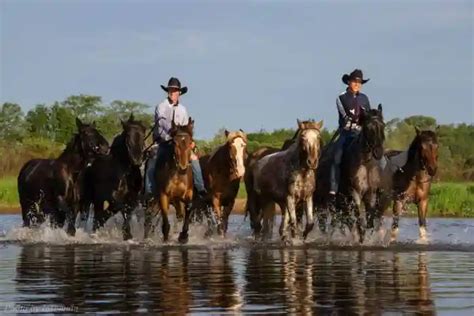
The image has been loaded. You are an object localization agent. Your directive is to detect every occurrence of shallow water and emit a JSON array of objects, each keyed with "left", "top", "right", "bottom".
[{"left": 0, "top": 214, "right": 473, "bottom": 314}]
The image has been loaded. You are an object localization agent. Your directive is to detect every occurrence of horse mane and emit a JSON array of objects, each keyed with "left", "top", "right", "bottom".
[
  {"left": 59, "top": 133, "right": 82, "bottom": 158},
  {"left": 406, "top": 130, "right": 437, "bottom": 165}
]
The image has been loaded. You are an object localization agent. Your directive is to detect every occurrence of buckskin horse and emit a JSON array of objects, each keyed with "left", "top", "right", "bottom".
[
  {"left": 17, "top": 118, "right": 109, "bottom": 233},
  {"left": 81, "top": 114, "right": 146, "bottom": 239},
  {"left": 314, "top": 104, "right": 385, "bottom": 243},
  {"left": 144, "top": 118, "right": 195, "bottom": 243},
  {"left": 249, "top": 119, "right": 323, "bottom": 241},
  {"left": 381, "top": 127, "right": 439, "bottom": 241},
  {"left": 199, "top": 129, "right": 248, "bottom": 236}
]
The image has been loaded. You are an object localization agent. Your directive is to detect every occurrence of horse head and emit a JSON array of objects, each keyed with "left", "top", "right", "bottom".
[
  {"left": 76, "top": 118, "right": 110, "bottom": 161},
  {"left": 121, "top": 113, "right": 147, "bottom": 166},
  {"left": 360, "top": 104, "right": 385, "bottom": 160},
  {"left": 414, "top": 126, "right": 439, "bottom": 176},
  {"left": 171, "top": 117, "right": 194, "bottom": 171},
  {"left": 296, "top": 119, "right": 324, "bottom": 170},
  {"left": 225, "top": 129, "right": 248, "bottom": 179}
]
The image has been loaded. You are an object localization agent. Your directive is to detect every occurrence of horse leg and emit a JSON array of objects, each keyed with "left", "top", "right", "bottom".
[
  {"left": 92, "top": 200, "right": 108, "bottom": 232},
  {"left": 122, "top": 205, "right": 132, "bottom": 241},
  {"left": 144, "top": 198, "right": 159, "bottom": 239},
  {"left": 391, "top": 199, "right": 403, "bottom": 242},
  {"left": 279, "top": 203, "right": 289, "bottom": 241},
  {"left": 178, "top": 202, "right": 192, "bottom": 244},
  {"left": 261, "top": 200, "right": 275, "bottom": 241},
  {"left": 351, "top": 191, "right": 365, "bottom": 244},
  {"left": 222, "top": 200, "right": 235, "bottom": 236},
  {"left": 418, "top": 198, "right": 429, "bottom": 240},
  {"left": 160, "top": 194, "right": 171, "bottom": 242},
  {"left": 303, "top": 197, "right": 315, "bottom": 240},
  {"left": 211, "top": 195, "right": 223, "bottom": 236},
  {"left": 364, "top": 190, "right": 377, "bottom": 231},
  {"left": 55, "top": 195, "right": 68, "bottom": 228}
]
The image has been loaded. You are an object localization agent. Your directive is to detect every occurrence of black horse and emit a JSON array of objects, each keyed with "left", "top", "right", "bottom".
[
  {"left": 314, "top": 105, "right": 385, "bottom": 242},
  {"left": 18, "top": 118, "right": 109, "bottom": 233},
  {"left": 81, "top": 114, "right": 146, "bottom": 240}
]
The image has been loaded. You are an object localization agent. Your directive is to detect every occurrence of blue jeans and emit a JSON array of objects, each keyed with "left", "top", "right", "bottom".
[
  {"left": 144, "top": 143, "right": 206, "bottom": 195},
  {"left": 329, "top": 130, "right": 358, "bottom": 193}
]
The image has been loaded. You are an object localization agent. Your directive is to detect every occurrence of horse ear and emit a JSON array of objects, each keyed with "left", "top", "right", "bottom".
[
  {"left": 377, "top": 103, "right": 383, "bottom": 112},
  {"left": 435, "top": 125, "right": 440, "bottom": 132},
  {"left": 121, "top": 119, "right": 126, "bottom": 129},
  {"left": 187, "top": 117, "right": 194, "bottom": 134},
  {"left": 76, "top": 117, "right": 83, "bottom": 129},
  {"left": 91, "top": 121, "right": 96, "bottom": 128},
  {"left": 315, "top": 120, "right": 324, "bottom": 130},
  {"left": 225, "top": 130, "right": 230, "bottom": 138},
  {"left": 297, "top": 119, "right": 303, "bottom": 130},
  {"left": 415, "top": 126, "right": 421, "bottom": 135},
  {"left": 129, "top": 112, "right": 134, "bottom": 122}
]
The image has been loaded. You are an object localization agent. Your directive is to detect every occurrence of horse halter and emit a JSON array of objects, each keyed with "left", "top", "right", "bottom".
[{"left": 172, "top": 131, "right": 192, "bottom": 171}]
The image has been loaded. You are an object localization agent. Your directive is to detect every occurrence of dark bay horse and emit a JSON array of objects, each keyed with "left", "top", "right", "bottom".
[
  {"left": 250, "top": 120, "right": 323, "bottom": 241},
  {"left": 200, "top": 130, "right": 247, "bottom": 235},
  {"left": 314, "top": 105, "right": 385, "bottom": 243},
  {"left": 382, "top": 127, "right": 439, "bottom": 241},
  {"left": 144, "top": 118, "right": 194, "bottom": 243},
  {"left": 18, "top": 118, "right": 109, "bottom": 233},
  {"left": 244, "top": 147, "right": 280, "bottom": 237},
  {"left": 81, "top": 114, "right": 146, "bottom": 239}
]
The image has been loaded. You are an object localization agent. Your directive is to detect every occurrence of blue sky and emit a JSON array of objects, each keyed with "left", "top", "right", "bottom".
[{"left": 1, "top": 0, "right": 472, "bottom": 139}]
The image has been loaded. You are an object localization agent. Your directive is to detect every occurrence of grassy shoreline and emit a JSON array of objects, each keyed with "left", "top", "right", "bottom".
[{"left": 1, "top": 176, "right": 473, "bottom": 217}]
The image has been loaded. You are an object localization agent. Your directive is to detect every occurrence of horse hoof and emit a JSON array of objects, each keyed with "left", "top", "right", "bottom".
[
  {"left": 178, "top": 232, "right": 189, "bottom": 244},
  {"left": 419, "top": 227, "right": 428, "bottom": 240},
  {"left": 390, "top": 228, "right": 399, "bottom": 243}
]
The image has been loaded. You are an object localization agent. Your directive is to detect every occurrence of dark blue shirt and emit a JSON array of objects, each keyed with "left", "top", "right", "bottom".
[{"left": 336, "top": 89, "right": 371, "bottom": 128}]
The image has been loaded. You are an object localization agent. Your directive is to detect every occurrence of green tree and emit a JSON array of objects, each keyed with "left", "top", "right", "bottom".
[
  {"left": 110, "top": 100, "right": 149, "bottom": 119},
  {"left": 25, "top": 104, "right": 51, "bottom": 139},
  {"left": 50, "top": 102, "right": 76, "bottom": 143},
  {"left": 0, "top": 102, "right": 25, "bottom": 141},
  {"left": 62, "top": 95, "right": 103, "bottom": 120}
]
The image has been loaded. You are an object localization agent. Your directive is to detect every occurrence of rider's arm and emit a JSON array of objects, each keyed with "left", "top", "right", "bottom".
[
  {"left": 154, "top": 102, "right": 171, "bottom": 143},
  {"left": 336, "top": 96, "right": 349, "bottom": 122}
]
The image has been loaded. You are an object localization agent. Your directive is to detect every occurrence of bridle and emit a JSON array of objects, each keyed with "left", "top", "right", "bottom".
[{"left": 172, "top": 131, "right": 192, "bottom": 171}]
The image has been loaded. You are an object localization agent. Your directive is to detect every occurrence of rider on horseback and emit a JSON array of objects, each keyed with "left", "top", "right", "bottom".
[
  {"left": 144, "top": 77, "right": 207, "bottom": 200},
  {"left": 329, "top": 69, "right": 371, "bottom": 201}
]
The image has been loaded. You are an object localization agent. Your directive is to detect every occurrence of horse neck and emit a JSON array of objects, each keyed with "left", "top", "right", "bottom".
[
  {"left": 355, "top": 131, "right": 375, "bottom": 163},
  {"left": 57, "top": 141, "right": 86, "bottom": 172},
  {"left": 111, "top": 133, "right": 132, "bottom": 167},
  {"left": 287, "top": 139, "right": 304, "bottom": 169},
  {"left": 403, "top": 140, "right": 423, "bottom": 177}
]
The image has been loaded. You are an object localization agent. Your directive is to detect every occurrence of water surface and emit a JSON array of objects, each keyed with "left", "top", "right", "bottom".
[{"left": 1, "top": 214, "right": 473, "bottom": 314}]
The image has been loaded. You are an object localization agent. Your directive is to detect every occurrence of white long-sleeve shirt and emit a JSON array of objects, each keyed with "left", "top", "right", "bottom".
[{"left": 153, "top": 98, "right": 189, "bottom": 143}]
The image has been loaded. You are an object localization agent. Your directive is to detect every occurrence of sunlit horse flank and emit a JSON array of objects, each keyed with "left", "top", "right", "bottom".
[
  {"left": 200, "top": 129, "right": 248, "bottom": 235},
  {"left": 252, "top": 119, "right": 323, "bottom": 242},
  {"left": 381, "top": 126, "right": 439, "bottom": 242},
  {"left": 144, "top": 117, "right": 195, "bottom": 243}
]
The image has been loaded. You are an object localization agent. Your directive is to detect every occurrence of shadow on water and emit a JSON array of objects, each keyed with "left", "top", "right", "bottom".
[{"left": 7, "top": 244, "right": 456, "bottom": 314}]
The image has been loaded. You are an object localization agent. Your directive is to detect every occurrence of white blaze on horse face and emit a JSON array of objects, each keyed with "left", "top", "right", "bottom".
[
  {"left": 232, "top": 137, "right": 246, "bottom": 178},
  {"left": 303, "top": 129, "right": 320, "bottom": 164}
]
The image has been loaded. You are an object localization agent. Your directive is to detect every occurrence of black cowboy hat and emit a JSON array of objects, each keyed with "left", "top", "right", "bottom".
[
  {"left": 342, "top": 69, "right": 370, "bottom": 85},
  {"left": 161, "top": 77, "right": 188, "bottom": 95}
]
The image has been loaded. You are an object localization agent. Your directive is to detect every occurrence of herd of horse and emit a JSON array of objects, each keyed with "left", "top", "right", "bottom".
[{"left": 17, "top": 107, "right": 440, "bottom": 244}]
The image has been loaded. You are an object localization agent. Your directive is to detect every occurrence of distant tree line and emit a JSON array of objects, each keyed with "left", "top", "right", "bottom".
[{"left": 0, "top": 96, "right": 473, "bottom": 181}]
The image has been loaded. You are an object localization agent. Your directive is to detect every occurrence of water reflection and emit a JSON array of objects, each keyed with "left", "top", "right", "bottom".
[{"left": 12, "top": 245, "right": 438, "bottom": 314}]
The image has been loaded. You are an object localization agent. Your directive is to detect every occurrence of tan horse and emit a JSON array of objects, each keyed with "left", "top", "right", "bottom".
[
  {"left": 381, "top": 127, "right": 439, "bottom": 241},
  {"left": 200, "top": 130, "right": 248, "bottom": 235},
  {"left": 144, "top": 118, "right": 195, "bottom": 243},
  {"left": 250, "top": 119, "right": 323, "bottom": 241}
]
